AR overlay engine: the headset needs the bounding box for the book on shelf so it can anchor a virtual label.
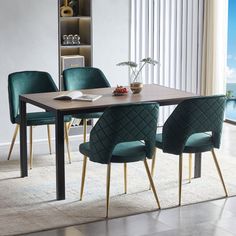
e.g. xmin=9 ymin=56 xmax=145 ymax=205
xmin=54 ymin=91 xmax=102 ymax=102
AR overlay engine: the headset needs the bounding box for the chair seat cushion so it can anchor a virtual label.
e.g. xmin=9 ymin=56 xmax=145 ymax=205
xmin=15 ymin=112 xmax=71 ymax=126
xmin=156 ymin=132 xmax=214 ymax=153
xmin=72 ymin=112 xmax=103 ymax=119
xmin=80 ymin=141 xmax=146 ymax=163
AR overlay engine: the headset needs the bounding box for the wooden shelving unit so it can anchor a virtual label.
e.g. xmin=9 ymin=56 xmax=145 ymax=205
xmin=58 ymin=0 xmax=92 ymax=76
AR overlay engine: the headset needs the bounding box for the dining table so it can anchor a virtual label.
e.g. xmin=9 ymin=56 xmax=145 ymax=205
xmin=19 ymin=84 xmax=200 ymax=200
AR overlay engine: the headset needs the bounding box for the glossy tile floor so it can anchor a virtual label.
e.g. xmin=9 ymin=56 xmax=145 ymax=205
xmin=26 ymin=123 xmax=236 ymax=236
xmin=26 ymin=197 xmax=236 ymax=236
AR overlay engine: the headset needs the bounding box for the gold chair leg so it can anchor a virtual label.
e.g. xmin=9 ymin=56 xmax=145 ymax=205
xmin=189 ymin=153 xmax=192 ymax=183
xmin=179 ymin=154 xmax=183 ymax=206
xmin=124 ymin=163 xmax=127 ymax=194
xmin=151 ymin=152 xmax=156 ymax=178
xmin=106 ymin=163 xmax=111 ymax=218
xmin=29 ymin=126 xmax=33 ymax=169
xmin=149 ymin=149 xmax=157 ymax=190
xmin=67 ymin=121 xmax=72 ymax=133
xmin=80 ymin=156 xmax=88 ymax=201
xmin=211 ymin=149 xmax=228 ymax=197
xmin=83 ymin=119 xmax=87 ymax=143
xmin=7 ymin=124 xmax=19 ymax=160
xmin=64 ymin=123 xmax=71 ymax=164
xmin=47 ymin=125 xmax=52 ymax=155
xmin=143 ymin=158 xmax=161 ymax=209
xmin=79 ymin=119 xmax=88 ymax=201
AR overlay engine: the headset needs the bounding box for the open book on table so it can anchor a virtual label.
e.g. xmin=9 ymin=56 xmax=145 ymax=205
xmin=54 ymin=91 xmax=102 ymax=102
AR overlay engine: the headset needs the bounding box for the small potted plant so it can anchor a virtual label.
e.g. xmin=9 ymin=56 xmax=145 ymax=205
xmin=226 ymin=90 xmax=234 ymax=99
xmin=117 ymin=57 xmax=158 ymax=94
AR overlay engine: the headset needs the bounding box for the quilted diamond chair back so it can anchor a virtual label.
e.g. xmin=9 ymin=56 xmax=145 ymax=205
xmin=89 ymin=103 xmax=159 ymax=164
xmin=8 ymin=71 xmax=58 ymax=124
xmin=63 ymin=67 xmax=110 ymax=91
xmin=162 ymin=95 xmax=226 ymax=155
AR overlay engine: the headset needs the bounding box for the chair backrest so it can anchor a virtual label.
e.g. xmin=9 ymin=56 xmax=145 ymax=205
xmin=63 ymin=67 xmax=110 ymax=91
xmin=162 ymin=95 xmax=226 ymax=155
xmin=8 ymin=71 xmax=58 ymax=124
xmin=89 ymin=102 xmax=159 ymax=164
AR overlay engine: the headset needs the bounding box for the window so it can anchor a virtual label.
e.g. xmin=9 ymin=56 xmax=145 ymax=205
xmin=226 ymin=0 xmax=236 ymax=122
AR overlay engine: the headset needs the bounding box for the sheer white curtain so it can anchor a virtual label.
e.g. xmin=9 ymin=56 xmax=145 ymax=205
xmin=130 ymin=0 xmax=204 ymax=122
xmin=201 ymin=0 xmax=228 ymax=95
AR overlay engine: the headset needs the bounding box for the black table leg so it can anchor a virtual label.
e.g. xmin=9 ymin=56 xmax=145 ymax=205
xmin=194 ymin=153 xmax=202 ymax=178
xmin=55 ymin=111 xmax=65 ymax=200
xmin=20 ymin=99 xmax=27 ymax=177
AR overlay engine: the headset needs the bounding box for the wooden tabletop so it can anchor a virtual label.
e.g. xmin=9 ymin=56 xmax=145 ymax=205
xmin=20 ymin=84 xmax=197 ymax=114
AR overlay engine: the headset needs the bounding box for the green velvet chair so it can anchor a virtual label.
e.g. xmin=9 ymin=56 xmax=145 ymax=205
xmin=8 ymin=71 xmax=71 ymax=168
xmin=154 ymin=95 xmax=228 ymax=206
xmin=79 ymin=102 xmax=160 ymax=217
xmin=63 ymin=67 xmax=110 ymax=127
xmin=63 ymin=67 xmax=110 ymax=137
xmin=63 ymin=67 xmax=110 ymax=198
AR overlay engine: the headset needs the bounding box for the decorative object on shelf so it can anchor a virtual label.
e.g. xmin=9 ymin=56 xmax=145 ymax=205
xmin=113 ymin=85 xmax=129 ymax=96
xmin=72 ymin=34 xmax=80 ymax=45
xmin=62 ymin=34 xmax=80 ymax=45
xmin=61 ymin=55 xmax=85 ymax=71
xmin=117 ymin=58 xmax=159 ymax=94
xmin=67 ymin=34 xmax=73 ymax=45
xmin=60 ymin=0 xmax=73 ymax=17
xmin=69 ymin=0 xmax=79 ymax=16
xmin=62 ymin=35 xmax=69 ymax=45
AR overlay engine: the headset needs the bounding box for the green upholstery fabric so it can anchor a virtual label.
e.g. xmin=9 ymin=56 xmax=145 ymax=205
xmin=8 ymin=71 xmax=58 ymax=124
xmin=156 ymin=95 xmax=226 ymax=155
xmin=80 ymin=141 xmax=146 ymax=163
xmin=15 ymin=112 xmax=71 ymax=126
xmin=63 ymin=67 xmax=110 ymax=120
xmin=156 ymin=132 xmax=214 ymax=153
xmin=73 ymin=112 xmax=103 ymax=119
xmin=63 ymin=67 xmax=110 ymax=90
xmin=8 ymin=71 xmax=71 ymax=125
xmin=79 ymin=103 xmax=159 ymax=164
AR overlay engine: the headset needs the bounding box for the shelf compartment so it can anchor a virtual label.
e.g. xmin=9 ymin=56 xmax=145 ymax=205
xmin=59 ymin=0 xmax=91 ymax=17
xmin=60 ymin=18 xmax=91 ymax=45
xmin=61 ymin=47 xmax=92 ymax=67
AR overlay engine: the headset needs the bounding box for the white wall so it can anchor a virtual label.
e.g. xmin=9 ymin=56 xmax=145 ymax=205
xmin=0 ymin=0 xmax=59 ymax=145
xmin=0 ymin=0 xmax=130 ymax=145
xmin=92 ymin=0 xmax=130 ymax=86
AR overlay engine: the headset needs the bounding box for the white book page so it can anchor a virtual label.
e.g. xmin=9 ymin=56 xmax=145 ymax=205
xmin=67 ymin=91 xmax=83 ymax=99
xmin=73 ymin=94 xmax=102 ymax=102
xmin=54 ymin=91 xmax=83 ymax=100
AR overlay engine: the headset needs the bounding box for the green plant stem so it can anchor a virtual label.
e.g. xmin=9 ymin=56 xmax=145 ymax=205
xmin=130 ymin=66 xmax=136 ymax=76
xmin=133 ymin=62 xmax=147 ymax=83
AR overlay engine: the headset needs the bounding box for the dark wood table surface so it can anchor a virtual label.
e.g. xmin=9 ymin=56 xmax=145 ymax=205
xmin=19 ymin=84 xmax=201 ymax=200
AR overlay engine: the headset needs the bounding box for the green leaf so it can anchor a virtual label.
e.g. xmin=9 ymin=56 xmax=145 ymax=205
xmin=140 ymin=57 xmax=159 ymax=65
xmin=116 ymin=61 xmax=138 ymax=67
